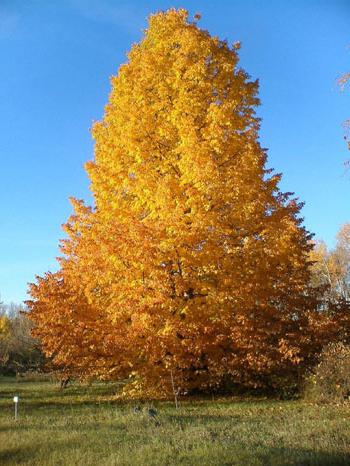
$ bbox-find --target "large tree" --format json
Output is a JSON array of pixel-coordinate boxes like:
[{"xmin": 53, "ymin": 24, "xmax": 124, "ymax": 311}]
[{"xmin": 27, "ymin": 9, "xmax": 338, "ymax": 397}]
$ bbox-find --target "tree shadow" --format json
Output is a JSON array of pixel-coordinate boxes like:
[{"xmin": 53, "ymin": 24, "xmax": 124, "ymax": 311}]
[
  {"xmin": 0, "ymin": 440, "xmax": 77, "ymax": 465},
  {"xmin": 250, "ymin": 446, "xmax": 350, "ymax": 466}
]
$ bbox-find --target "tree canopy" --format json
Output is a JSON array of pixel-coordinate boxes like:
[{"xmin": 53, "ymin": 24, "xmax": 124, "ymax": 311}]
[{"xmin": 27, "ymin": 9, "xmax": 349, "ymax": 397}]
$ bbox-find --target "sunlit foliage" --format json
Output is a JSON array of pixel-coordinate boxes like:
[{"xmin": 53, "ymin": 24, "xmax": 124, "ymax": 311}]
[{"xmin": 27, "ymin": 9, "xmax": 349, "ymax": 397}]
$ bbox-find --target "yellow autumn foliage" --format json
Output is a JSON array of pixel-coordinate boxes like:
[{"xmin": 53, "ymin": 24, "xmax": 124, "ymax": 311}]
[{"xmin": 27, "ymin": 9, "xmax": 349, "ymax": 398}]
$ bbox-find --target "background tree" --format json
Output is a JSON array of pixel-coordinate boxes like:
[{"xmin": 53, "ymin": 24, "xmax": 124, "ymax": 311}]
[
  {"xmin": 27, "ymin": 9, "xmax": 349, "ymax": 397},
  {"xmin": 310, "ymin": 224, "xmax": 350, "ymax": 302},
  {"xmin": 0, "ymin": 302, "xmax": 43, "ymax": 375}
]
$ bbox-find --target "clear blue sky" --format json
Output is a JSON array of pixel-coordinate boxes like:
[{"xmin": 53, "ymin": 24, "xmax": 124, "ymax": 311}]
[{"xmin": 0, "ymin": 0, "xmax": 349, "ymax": 304}]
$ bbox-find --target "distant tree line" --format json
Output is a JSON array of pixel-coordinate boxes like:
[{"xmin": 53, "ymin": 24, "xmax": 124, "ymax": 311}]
[{"xmin": 0, "ymin": 302, "xmax": 44, "ymax": 376}]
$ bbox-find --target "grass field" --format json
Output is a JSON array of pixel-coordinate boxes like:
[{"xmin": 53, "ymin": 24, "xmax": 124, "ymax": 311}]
[{"xmin": 0, "ymin": 377, "xmax": 350, "ymax": 465}]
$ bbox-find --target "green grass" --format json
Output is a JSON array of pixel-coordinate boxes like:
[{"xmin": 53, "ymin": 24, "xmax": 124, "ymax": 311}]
[{"xmin": 0, "ymin": 377, "xmax": 350, "ymax": 465}]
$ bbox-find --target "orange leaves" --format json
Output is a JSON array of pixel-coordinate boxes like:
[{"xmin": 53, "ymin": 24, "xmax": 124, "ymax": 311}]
[{"xmin": 26, "ymin": 8, "xmax": 345, "ymax": 397}]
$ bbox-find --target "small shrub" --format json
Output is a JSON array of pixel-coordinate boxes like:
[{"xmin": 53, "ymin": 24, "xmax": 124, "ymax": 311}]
[{"xmin": 305, "ymin": 342, "xmax": 350, "ymax": 403}]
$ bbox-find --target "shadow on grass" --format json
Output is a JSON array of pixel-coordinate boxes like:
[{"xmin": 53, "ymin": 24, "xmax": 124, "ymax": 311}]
[
  {"xmin": 252, "ymin": 447, "xmax": 350, "ymax": 466},
  {"xmin": 0, "ymin": 440, "xmax": 78, "ymax": 465},
  {"xmin": 0, "ymin": 442, "xmax": 349, "ymax": 466}
]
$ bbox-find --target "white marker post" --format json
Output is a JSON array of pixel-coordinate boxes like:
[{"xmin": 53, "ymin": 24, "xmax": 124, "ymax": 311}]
[{"xmin": 13, "ymin": 396, "xmax": 19, "ymax": 421}]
